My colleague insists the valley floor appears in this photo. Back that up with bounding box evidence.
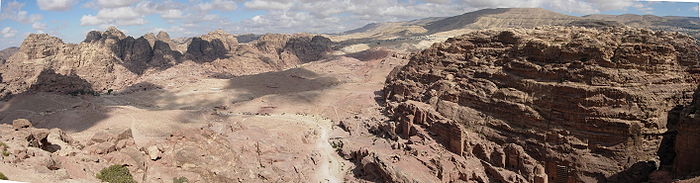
[0,52,407,182]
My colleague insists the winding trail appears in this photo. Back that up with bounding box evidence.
[259,114,343,183]
[315,118,342,183]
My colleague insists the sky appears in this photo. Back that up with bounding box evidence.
[0,0,698,49]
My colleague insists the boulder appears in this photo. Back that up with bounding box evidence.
[146,146,162,160]
[12,118,32,129]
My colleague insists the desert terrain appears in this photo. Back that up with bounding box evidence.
[0,7,700,183]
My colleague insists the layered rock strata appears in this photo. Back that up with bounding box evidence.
[383,26,700,182]
[0,27,333,98]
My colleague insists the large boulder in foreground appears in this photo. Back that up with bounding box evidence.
[383,26,700,182]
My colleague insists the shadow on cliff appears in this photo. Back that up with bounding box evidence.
[114,34,334,76]
[183,38,229,63]
[605,160,658,182]
[658,105,683,169]
[603,104,685,182]
[112,38,186,75]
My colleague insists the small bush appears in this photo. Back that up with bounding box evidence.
[0,172,7,180]
[173,177,189,183]
[96,165,136,183]
[0,142,8,157]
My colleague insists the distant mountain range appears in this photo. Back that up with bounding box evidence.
[330,8,700,51]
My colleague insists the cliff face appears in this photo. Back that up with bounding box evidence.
[0,27,334,98]
[383,26,700,182]
[674,85,700,177]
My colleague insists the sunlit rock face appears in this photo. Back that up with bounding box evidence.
[383,26,700,182]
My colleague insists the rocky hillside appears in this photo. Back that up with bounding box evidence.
[382,26,700,182]
[424,8,579,34]
[332,8,700,52]
[0,27,333,99]
[586,14,700,38]
[0,47,18,64]
[341,8,700,40]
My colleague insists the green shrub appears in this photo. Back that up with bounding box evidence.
[0,172,7,180]
[173,177,189,183]
[0,142,8,157]
[96,165,136,183]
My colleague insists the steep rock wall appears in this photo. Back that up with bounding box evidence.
[384,26,700,182]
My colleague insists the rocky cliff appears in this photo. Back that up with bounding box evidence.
[673,85,700,178]
[383,26,700,182]
[0,27,334,99]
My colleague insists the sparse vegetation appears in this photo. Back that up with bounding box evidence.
[0,142,8,157]
[96,165,136,183]
[173,177,189,183]
[0,172,7,180]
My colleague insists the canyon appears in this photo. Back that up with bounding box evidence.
[0,7,699,183]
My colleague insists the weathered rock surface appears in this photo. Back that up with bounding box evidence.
[673,85,700,178]
[0,124,148,182]
[383,26,700,182]
[12,118,32,129]
[0,27,335,99]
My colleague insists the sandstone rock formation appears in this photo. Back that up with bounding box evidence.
[673,85,700,178]
[0,27,334,99]
[383,26,700,182]
[0,121,149,182]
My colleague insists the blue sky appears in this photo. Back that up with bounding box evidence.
[0,0,698,49]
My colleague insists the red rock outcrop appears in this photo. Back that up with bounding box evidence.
[383,26,700,182]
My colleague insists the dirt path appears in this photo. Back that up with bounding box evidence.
[259,114,343,183]
[314,117,342,183]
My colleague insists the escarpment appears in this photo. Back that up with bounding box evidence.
[0,27,334,99]
[673,85,700,178]
[383,26,700,182]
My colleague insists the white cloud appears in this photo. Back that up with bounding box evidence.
[202,14,219,21]
[98,7,141,19]
[1,1,44,23]
[422,0,451,3]
[32,22,48,30]
[80,15,103,25]
[161,9,186,19]
[244,0,293,10]
[1,27,17,38]
[94,0,141,8]
[198,0,238,11]
[37,0,78,11]
[80,7,146,26]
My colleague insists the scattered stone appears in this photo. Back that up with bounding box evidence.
[12,119,32,129]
